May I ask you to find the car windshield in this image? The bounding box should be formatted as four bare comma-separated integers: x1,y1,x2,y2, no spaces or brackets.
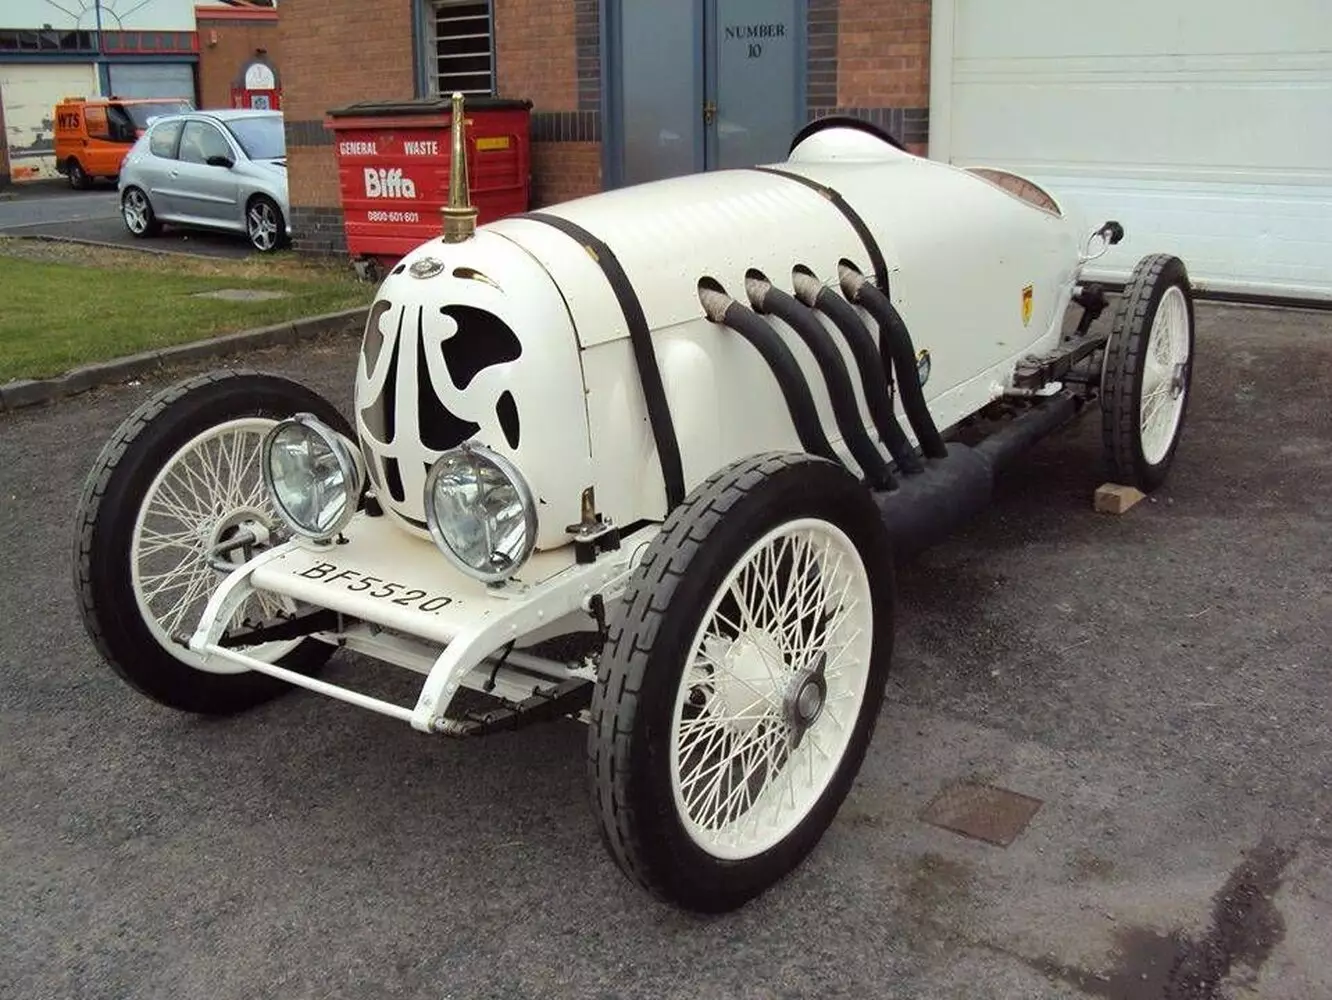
119,101,194,129
224,116,286,160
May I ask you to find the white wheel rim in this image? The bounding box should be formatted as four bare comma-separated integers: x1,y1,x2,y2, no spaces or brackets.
123,191,147,233
669,517,874,860
129,417,303,673
249,203,277,250
1139,285,1191,466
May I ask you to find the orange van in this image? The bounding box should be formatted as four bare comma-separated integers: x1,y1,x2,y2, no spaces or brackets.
54,96,194,189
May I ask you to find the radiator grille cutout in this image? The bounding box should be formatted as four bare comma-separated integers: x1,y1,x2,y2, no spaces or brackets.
418,314,481,450
496,390,520,449
439,305,522,391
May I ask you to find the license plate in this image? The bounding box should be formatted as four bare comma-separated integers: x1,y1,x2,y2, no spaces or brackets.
295,561,455,613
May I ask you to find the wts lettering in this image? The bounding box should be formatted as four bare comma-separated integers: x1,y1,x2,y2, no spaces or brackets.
364,167,418,199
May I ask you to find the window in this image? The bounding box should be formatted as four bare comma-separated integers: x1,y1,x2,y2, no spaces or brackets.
121,101,195,130
178,121,233,165
224,115,285,160
424,0,494,97
149,119,183,158
0,28,94,52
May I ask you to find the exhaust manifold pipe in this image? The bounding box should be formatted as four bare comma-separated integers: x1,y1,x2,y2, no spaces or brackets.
745,272,897,490
792,268,924,476
699,282,838,465
838,264,948,460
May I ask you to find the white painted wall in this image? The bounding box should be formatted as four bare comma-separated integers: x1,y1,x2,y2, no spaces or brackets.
1,62,98,180
930,0,1332,300
6,0,198,31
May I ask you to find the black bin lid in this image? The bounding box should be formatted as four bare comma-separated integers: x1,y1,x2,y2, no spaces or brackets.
327,96,532,118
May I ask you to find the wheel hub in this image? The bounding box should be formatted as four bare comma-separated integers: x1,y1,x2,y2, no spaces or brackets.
208,507,272,567
1171,361,1189,399
784,653,828,749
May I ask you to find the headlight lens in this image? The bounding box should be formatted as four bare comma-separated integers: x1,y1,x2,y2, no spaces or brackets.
424,444,537,583
261,414,363,539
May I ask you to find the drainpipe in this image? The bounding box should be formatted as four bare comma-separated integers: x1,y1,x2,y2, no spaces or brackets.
93,1,109,97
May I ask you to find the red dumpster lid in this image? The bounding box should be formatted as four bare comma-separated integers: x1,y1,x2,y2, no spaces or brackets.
327,96,533,118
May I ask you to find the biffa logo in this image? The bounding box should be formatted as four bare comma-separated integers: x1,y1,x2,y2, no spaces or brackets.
364,168,417,199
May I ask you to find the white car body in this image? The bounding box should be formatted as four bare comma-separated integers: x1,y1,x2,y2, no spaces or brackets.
187,125,1102,733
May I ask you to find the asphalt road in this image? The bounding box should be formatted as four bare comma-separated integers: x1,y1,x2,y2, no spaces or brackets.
2,302,1330,999
0,180,255,259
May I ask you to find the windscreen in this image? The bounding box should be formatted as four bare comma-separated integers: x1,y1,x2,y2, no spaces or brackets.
119,100,194,129
224,116,286,161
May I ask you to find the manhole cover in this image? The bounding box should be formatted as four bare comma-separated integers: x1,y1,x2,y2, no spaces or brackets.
192,288,290,301
919,781,1043,847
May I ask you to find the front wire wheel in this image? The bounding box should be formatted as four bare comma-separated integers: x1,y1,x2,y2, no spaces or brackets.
588,453,894,912
130,417,303,667
74,370,353,714
670,518,873,860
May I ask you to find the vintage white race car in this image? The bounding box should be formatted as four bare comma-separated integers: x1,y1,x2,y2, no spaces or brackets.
73,100,1196,913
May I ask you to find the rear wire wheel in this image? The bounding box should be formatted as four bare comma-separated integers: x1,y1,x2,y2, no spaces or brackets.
73,370,352,714
1101,254,1196,491
588,452,894,912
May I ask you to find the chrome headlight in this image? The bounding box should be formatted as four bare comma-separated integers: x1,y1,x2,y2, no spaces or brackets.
261,413,364,540
424,444,537,583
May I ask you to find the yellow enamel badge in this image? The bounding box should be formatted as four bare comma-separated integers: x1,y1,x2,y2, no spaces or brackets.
1021,284,1034,326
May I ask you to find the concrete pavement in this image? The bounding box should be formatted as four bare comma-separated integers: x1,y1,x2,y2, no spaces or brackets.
1,302,1329,999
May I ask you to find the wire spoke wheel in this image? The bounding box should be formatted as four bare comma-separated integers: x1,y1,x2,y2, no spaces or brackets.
1138,285,1190,465
588,453,893,913
1101,254,1196,492
671,519,872,860
130,417,302,670
74,371,351,715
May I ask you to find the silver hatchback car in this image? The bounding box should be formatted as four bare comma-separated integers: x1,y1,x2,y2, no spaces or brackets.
118,108,290,253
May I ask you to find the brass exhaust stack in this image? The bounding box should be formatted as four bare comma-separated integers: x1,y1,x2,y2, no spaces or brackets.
441,91,478,243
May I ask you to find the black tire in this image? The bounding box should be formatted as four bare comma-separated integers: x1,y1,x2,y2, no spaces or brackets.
1100,253,1196,492
121,186,161,238
67,158,91,190
246,194,286,252
587,452,895,913
73,370,353,715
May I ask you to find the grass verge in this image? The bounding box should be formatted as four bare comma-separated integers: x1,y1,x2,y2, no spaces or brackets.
0,238,371,382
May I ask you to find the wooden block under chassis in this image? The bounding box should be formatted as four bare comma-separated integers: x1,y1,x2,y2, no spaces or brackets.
1094,483,1146,515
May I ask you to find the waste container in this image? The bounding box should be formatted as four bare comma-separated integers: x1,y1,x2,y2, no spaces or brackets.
325,96,532,271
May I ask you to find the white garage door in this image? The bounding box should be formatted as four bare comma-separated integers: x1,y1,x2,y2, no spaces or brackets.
0,62,98,181
929,0,1332,301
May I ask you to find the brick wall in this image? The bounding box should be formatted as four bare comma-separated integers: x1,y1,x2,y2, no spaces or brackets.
495,0,601,207
813,0,932,155
277,0,417,253
276,0,935,254
196,11,281,109
531,141,600,206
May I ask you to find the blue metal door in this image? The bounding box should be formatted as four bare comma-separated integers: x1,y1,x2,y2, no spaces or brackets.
705,0,805,171
605,0,805,187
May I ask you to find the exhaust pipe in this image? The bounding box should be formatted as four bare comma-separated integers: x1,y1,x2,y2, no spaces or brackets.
745,273,897,490
839,264,948,460
792,268,924,476
874,392,1083,556
698,282,838,465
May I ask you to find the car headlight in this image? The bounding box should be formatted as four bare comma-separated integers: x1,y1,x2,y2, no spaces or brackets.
424,444,537,583
261,413,364,539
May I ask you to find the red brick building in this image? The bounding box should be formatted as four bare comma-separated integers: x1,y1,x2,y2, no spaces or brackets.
277,0,931,254
195,4,283,111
